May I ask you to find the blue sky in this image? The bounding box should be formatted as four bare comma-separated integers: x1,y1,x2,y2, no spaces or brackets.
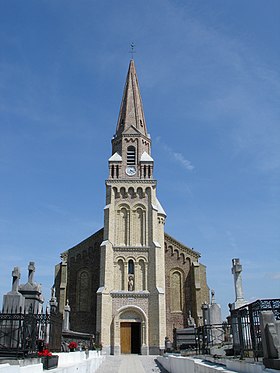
0,0,279,319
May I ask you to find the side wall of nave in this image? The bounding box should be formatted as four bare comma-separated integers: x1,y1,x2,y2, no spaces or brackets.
55,229,103,334
164,234,210,340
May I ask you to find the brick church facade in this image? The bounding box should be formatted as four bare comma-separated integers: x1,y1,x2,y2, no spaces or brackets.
54,60,209,355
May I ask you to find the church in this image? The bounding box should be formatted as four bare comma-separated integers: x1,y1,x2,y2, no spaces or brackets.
54,59,209,355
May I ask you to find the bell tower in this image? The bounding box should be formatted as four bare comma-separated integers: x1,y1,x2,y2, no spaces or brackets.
96,59,166,355
109,59,154,181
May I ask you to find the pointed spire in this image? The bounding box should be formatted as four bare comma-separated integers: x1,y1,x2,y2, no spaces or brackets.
116,60,147,137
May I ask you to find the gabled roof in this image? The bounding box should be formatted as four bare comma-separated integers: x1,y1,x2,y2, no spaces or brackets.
156,197,166,216
115,60,147,137
109,152,122,162
140,151,154,162
123,125,142,136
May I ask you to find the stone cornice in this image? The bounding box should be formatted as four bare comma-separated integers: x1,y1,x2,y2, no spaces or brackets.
121,133,151,141
164,232,201,259
111,291,150,298
106,179,156,185
114,246,149,253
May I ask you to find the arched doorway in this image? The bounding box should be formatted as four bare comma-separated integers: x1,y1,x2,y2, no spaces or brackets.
120,321,141,353
114,306,148,355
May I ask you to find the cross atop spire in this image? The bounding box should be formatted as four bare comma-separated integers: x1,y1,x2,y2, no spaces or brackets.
129,42,135,59
115,59,147,137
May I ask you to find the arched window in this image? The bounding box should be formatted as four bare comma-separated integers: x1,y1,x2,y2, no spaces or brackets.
77,271,90,312
135,208,144,246
127,146,136,165
116,259,124,290
143,165,147,178
133,206,146,246
128,259,134,274
119,207,129,245
170,270,183,312
139,259,146,290
128,259,135,291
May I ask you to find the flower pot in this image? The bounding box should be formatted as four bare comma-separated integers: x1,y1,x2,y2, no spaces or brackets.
70,348,75,352
42,355,59,370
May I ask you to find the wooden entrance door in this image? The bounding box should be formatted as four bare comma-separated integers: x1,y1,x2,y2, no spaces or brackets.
120,322,131,353
120,322,141,354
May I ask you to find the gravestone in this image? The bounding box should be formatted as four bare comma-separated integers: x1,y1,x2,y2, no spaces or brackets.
2,267,25,313
260,311,280,370
1,267,26,350
19,261,44,313
209,290,223,345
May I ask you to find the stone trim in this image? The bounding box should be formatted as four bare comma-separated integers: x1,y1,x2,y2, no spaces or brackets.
111,291,150,298
113,246,149,252
165,232,201,259
106,179,156,185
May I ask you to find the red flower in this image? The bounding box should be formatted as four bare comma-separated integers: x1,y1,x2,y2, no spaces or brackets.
38,349,52,357
68,341,78,349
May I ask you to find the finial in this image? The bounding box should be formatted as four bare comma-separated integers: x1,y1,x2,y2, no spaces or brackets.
129,42,136,59
211,289,215,304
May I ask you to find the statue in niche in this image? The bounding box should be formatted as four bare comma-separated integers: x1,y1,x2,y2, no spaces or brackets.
128,275,134,291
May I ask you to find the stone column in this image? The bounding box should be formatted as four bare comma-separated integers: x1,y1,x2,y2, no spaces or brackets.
59,253,68,314
144,262,148,291
231,258,247,309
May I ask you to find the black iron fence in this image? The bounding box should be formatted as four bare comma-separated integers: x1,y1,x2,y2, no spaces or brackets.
197,323,229,354
0,309,50,358
230,299,280,360
173,324,229,355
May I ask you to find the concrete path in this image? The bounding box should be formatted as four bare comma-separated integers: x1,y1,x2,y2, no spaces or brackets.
95,354,168,373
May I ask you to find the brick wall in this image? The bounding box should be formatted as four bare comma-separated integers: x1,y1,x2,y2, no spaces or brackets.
67,229,103,334
164,233,209,340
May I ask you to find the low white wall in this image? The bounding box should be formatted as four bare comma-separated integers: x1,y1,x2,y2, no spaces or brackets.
193,359,233,373
157,356,232,373
54,351,104,373
171,356,195,373
0,350,104,373
226,359,270,373
0,364,18,372
0,363,43,373
157,355,280,373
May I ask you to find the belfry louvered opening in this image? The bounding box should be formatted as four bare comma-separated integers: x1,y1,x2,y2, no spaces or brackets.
127,146,136,165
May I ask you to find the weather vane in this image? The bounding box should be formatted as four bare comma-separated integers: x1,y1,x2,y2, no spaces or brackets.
130,42,136,59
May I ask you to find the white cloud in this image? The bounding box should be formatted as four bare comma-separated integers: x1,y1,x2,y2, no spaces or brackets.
173,152,194,171
270,273,280,281
156,137,194,171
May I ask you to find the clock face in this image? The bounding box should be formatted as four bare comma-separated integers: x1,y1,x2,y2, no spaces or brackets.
126,166,136,176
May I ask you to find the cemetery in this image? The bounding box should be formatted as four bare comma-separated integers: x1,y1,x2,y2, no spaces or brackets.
0,258,279,372
0,263,104,372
